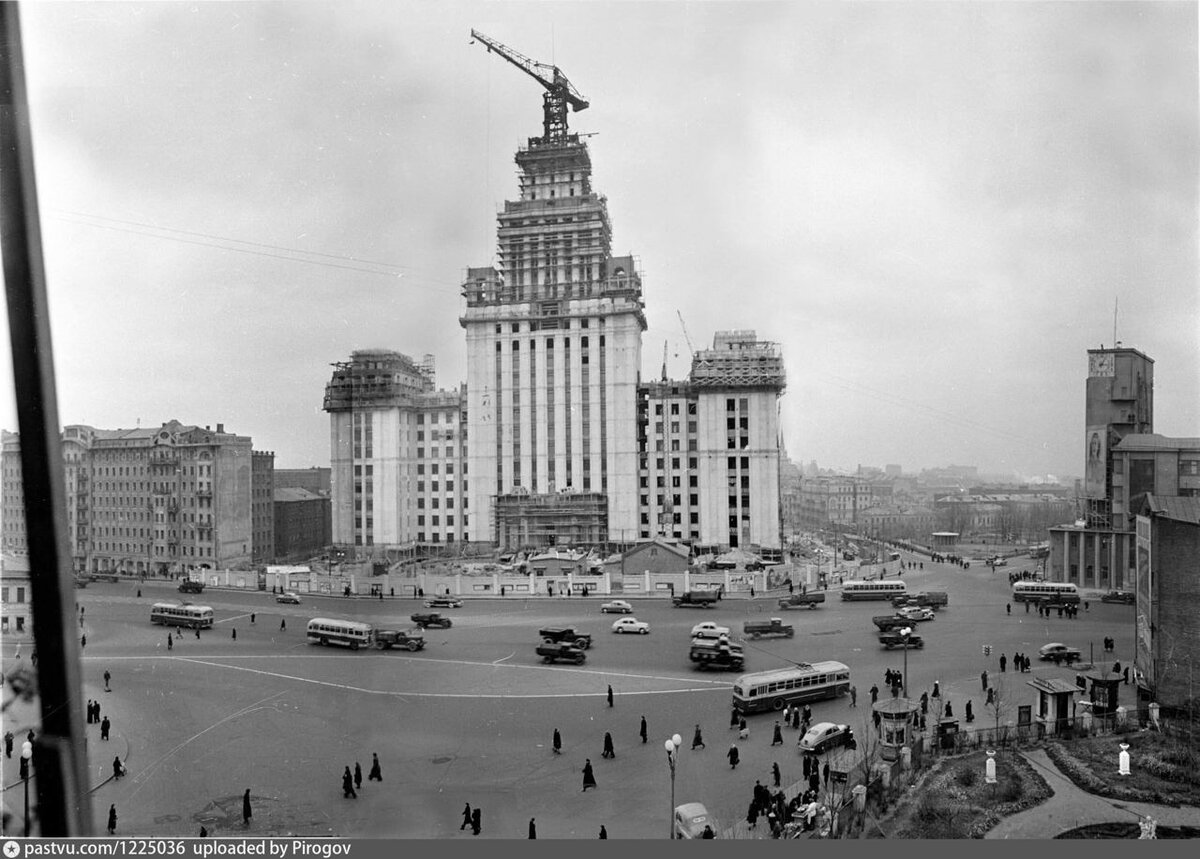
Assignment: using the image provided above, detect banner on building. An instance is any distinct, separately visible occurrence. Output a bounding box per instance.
[1083,425,1107,499]
[1134,515,1153,688]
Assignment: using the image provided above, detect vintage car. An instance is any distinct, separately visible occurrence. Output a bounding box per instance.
[410,612,453,629]
[178,580,205,594]
[742,618,794,639]
[691,622,732,639]
[535,642,587,665]
[611,617,650,635]
[798,722,853,754]
[896,606,935,622]
[424,596,464,609]
[673,590,720,608]
[374,629,426,651]
[600,600,634,614]
[872,615,913,631]
[1038,642,1082,664]
[276,591,302,604]
[539,627,593,649]
[879,630,924,649]
[674,803,715,839]
[688,638,745,671]
[778,592,825,610]
[1100,591,1136,605]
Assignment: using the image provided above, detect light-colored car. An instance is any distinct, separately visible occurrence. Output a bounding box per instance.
[425,596,463,609]
[896,606,934,622]
[612,617,650,635]
[1039,642,1082,664]
[798,722,851,754]
[691,622,731,639]
[601,599,634,614]
[674,802,715,839]
[275,592,301,604]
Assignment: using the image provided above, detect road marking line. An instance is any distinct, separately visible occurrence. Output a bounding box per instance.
[492,651,515,664]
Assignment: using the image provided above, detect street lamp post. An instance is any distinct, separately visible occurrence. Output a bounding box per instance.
[664,733,682,839]
[21,739,33,836]
[900,626,912,698]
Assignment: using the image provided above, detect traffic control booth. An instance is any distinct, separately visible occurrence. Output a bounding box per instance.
[1027,677,1078,737]
[872,697,920,761]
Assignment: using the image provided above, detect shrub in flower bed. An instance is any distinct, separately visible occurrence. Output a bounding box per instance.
[1044,734,1200,806]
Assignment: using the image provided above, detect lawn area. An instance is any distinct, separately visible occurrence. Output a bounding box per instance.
[871,750,1052,839]
[1044,730,1200,806]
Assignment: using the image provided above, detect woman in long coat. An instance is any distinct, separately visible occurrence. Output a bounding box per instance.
[582,758,597,791]
[107,804,118,835]
[602,732,615,759]
[727,744,740,769]
[242,789,252,825]
[552,728,562,754]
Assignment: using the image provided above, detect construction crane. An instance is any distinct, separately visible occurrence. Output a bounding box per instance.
[676,310,696,357]
[470,29,590,145]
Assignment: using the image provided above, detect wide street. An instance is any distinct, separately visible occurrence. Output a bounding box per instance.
[3,553,1137,838]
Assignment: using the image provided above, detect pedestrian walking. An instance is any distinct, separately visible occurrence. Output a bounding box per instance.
[803,704,811,724]
[783,704,791,725]
[242,789,252,825]
[101,716,111,741]
[250,613,256,624]
[792,707,801,730]
[104,670,111,691]
[727,743,740,769]
[808,771,819,793]
[747,801,760,829]
[471,808,481,836]
[528,818,537,839]
[802,754,811,779]
[1000,654,1007,673]
[822,762,830,787]
[873,710,881,730]
[195,626,200,639]
[94,700,101,722]
[87,699,94,724]
[771,721,783,746]
[640,715,648,744]
[932,680,940,698]
[981,670,988,691]
[582,758,597,791]
[81,634,87,649]
[602,732,615,759]
[231,628,237,640]
[107,804,117,835]
[552,728,562,754]
[280,618,286,631]
[1123,666,1130,684]
[168,633,173,651]
[965,700,974,723]
[137,589,142,598]
[945,701,953,718]
[368,752,382,781]
[354,761,363,790]
[986,688,994,705]
[849,685,857,707]
[1084,600,1089,612]
[599,825,608,839]
[730,707,740,729]
[112,756,124,780]
[607,684,614,707]
[342,767,357,798]
[739,718,748,739]
[1006,603,1011,615]
[691,724,705,750]
[4,731,13,758]
[460,803,472,830]
[199,827,207,838]
[772,761,781,788]
[1025,600,1030,613]
[870,684,879,704]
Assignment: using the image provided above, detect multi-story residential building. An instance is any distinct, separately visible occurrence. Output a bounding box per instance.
[252,450,275,565]
[797,475,880,531]
[274,487,332,562]
[459,120,645,547]
[324,350,467,550]
[275,467,331,495]
[1048,346,1155,589]
[0,553,32,642]
[1,421,260,575]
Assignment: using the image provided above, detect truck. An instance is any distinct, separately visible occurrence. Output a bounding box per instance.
[878,630,925,649]
[689,639,745,671]
[673,590,720,608]
[778,592,825,610]
[873,615,913,631]
[374,629,426,651]
[536,642,587,665]
[410,612,453,629]
[538,627,593,649]
[743,618,794,639]
[178,579,205,594]
[891,591,948,610]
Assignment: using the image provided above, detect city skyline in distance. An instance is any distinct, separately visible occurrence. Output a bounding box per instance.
[2,2,1195,478]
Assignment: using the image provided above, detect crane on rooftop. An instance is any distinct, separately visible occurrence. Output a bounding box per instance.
[470,29,590,145]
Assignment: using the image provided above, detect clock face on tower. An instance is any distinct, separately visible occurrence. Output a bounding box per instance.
[1089,353,1115,377]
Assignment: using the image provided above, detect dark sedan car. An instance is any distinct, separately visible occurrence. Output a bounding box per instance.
[1100,591,1136,605]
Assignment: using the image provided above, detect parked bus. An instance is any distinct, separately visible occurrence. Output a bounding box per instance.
[306,618,374,650]
[1011,581,1080,604]
[732,661,852,714]
[840,580,907,601]
[150,602,214,629]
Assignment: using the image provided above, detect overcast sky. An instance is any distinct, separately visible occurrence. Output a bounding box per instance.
[3,1,1196,480]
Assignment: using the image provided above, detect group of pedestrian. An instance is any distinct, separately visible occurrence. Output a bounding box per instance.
[1037,601,1081,619]
[86,699,111,740]
[1103,636,1116,653]
[460,803,482,835]
[342,753,383,799]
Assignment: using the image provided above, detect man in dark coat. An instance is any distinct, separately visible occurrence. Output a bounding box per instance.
[870,684,879,704]
[112,756,124,779]
[104,670,112,691]
[242,789,252,825]
[932,680,940,698]
[107,804,117,835]
[471,808,481,836]
[100,716,111,741]
[966,700,975,722]
[823,761,830,787]
[772,761,781,787]
[792,708,801,730]
[808,771,819,793]
[607,685,614,707]
[168,633,173,650]
[771,721,783,746]
[368,752,382,781]
[582,758,597,791]
[4,731,13,758]
[460,803,472,830]
[602,732,615,759]
[730,707,740,728]
[727,743,740,768]
[87,699,94,724]
[599,825,608,839]
[640,715,648,743]
[945,701,954,718]
[342,767,357,798]
[691,724,705,750]
[528,818,537,839]
[354,762,363,789]
[552,728,562,754]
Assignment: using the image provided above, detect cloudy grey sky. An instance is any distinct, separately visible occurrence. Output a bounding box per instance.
[3,1,1196,479]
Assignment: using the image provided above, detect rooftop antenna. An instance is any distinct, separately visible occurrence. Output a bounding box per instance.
[1113,297,1118,348]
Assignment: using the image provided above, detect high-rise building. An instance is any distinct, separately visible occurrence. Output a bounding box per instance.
[1048,346,1154,589]
[460,129,645,545]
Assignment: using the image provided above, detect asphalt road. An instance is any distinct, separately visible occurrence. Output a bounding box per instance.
[1,555,1137,838]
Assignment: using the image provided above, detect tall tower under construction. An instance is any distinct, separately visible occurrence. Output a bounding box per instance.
[462,33,646,546]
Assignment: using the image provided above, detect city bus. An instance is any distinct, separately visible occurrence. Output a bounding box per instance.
[1011,581,1080,604]
[732,661,852,714]
[150,602,214,629]
[306,618,374,650]
[840,580,907,601]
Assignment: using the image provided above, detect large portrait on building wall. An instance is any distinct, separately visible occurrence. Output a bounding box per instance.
[1135,516,1153,688]
[1083,425,1107,499]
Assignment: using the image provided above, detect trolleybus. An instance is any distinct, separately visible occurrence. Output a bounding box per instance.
[150,602,214,629]
[840,580,907,601]
[306,618,374,650]
[1011,581,1080,604]
[732,661,852,714]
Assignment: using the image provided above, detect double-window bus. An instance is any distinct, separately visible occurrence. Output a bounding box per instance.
[732,661,852,714]
[841,580,907,601]
[150,602,214,629]
[307,618,374,650]
[1011,581,1080,604]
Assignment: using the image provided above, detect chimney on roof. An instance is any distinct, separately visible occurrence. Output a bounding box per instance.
[205,426,211,431]
[217,423,224,433]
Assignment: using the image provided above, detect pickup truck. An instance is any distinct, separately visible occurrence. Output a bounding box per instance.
[743,618,794,639]
[539,627,594,649]
[673,591,720,608]
[375,629,426,651]
[178,580,205,594]
[778,592,825,610]
[689,639,746,671]
[410,612,453,629]
[879,630,925,649]
[536,642,587,665]
[873,615,914,631]
[891,591,947,609]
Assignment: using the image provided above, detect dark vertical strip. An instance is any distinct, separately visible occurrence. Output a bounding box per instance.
[0,4,92,834]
